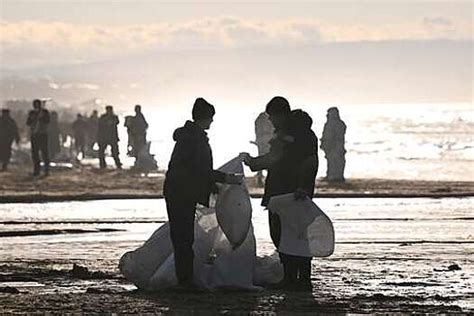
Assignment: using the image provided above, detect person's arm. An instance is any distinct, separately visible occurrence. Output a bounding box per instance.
[26,112,35,127]
[13,122,20,143]
[245,136,287,171]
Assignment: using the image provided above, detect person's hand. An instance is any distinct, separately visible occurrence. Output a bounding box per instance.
[239,152,251,165]
[225,173,244,185]
[294,188,309,200]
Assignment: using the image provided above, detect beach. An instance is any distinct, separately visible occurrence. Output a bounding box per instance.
[1,178,473,313]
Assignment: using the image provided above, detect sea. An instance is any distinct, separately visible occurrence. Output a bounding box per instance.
[111,102,473,181]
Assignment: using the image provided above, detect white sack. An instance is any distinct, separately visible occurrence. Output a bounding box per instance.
[215,157,252,248]
[267,193,335,257]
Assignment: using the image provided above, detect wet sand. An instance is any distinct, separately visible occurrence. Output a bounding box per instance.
[1,197,472,314]
[1,165,473,203]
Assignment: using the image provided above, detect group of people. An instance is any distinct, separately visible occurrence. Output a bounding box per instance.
[0,100,149,175]
[163,96,345,292]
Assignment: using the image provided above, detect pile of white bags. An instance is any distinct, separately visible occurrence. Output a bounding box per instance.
[119,156,258,290]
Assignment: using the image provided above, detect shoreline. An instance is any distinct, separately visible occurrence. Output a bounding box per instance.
[1,165,473,203]
[1,191,473,204]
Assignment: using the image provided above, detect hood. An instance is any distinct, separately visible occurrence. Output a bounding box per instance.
[172,120,207,142]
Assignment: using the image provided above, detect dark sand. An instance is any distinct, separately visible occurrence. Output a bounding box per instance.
[1,165,473,203]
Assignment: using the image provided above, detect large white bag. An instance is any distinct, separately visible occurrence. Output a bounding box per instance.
[267,193,335,257]
[215,156,252,248]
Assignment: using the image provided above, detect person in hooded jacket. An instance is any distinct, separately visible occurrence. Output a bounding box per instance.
[321,107,346,182]
[163,97,242,289]
[241,97,318,291]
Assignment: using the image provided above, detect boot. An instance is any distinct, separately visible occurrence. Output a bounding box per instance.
[295,258,313,292]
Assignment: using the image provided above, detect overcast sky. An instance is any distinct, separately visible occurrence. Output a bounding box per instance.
[0,1,472,104]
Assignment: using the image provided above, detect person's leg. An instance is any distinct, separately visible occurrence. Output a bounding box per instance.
[31,135,40,176]
[166,197,196,286]
[98,143,106,168]
[111,142,122,169]
[39,134,50,175]
[296,256,312,291]
[276,253,298,289]
[268,211,281,248]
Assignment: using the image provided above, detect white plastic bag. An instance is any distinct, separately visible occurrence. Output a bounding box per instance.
[215,157,252,248]
[267,193,335,257]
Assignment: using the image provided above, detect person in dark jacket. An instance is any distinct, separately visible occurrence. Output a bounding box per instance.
[97,105,122,169]
[163,97,242,289]
[72,114,87,159]
[0,109,20,171]
[26,99,50,176]
[48,111,61,160]
[241,97,318,291]
[321,107,346,182]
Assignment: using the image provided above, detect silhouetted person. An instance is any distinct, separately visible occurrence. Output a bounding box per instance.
[87,110,99,155]
[286,108,319,291]
[48,111,61,160]
[98,105,122,169]
[320,107,346,182]
[132,105,149,157]
[252,112,274,187]
[163,97,241,289]
[0,109,20,171]
[26,99,50,176]
[242,97,318,291]
[72,114,87,159]
[124,115,134,156]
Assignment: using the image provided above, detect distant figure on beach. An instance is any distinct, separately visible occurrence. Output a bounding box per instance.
[26,99,50,176]
[242,97,319,291]
[72,114,87,159]
[321,107,346,182]
[86,110,99,156]
[0,109,20,171]
[163,97,242,289]
[98,105,122,169]
[252,112,274,186]
[124,105,149,158]
[48,111,61,160]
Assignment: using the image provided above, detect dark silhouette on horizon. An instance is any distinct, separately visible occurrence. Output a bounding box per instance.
[0,109,20,171]
[72,114,88,159]
[98,105,122,169]
[26,99,50,176]
[321,107,346,182]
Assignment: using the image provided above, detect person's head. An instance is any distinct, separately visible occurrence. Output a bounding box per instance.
[134,105,141,114]
[291,109,313,131]
[265,96,291,129]
[105,105,114,114]
[1,109,10,117]
[92,110,98,117]
[192,97,215,130]
[33,99,42,110]
[327,107,340,120]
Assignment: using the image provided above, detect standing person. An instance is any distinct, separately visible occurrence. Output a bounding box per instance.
[72,114,87,159]
[163,97,242,289]
[320,107,346,182]
[97,105,122,169]
[26,99,50,176]
[252,111,274,187]
[48,111,61,160]
[87,110,99,155]
[132,105,149,157]
[241,96,318,291]
[0,109,20,171]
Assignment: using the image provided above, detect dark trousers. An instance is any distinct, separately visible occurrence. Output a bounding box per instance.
[269,212,312,284]
[0,141,13,170]
[98,142,122,168]
[165,197,197,285]
[31,133,49,175]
